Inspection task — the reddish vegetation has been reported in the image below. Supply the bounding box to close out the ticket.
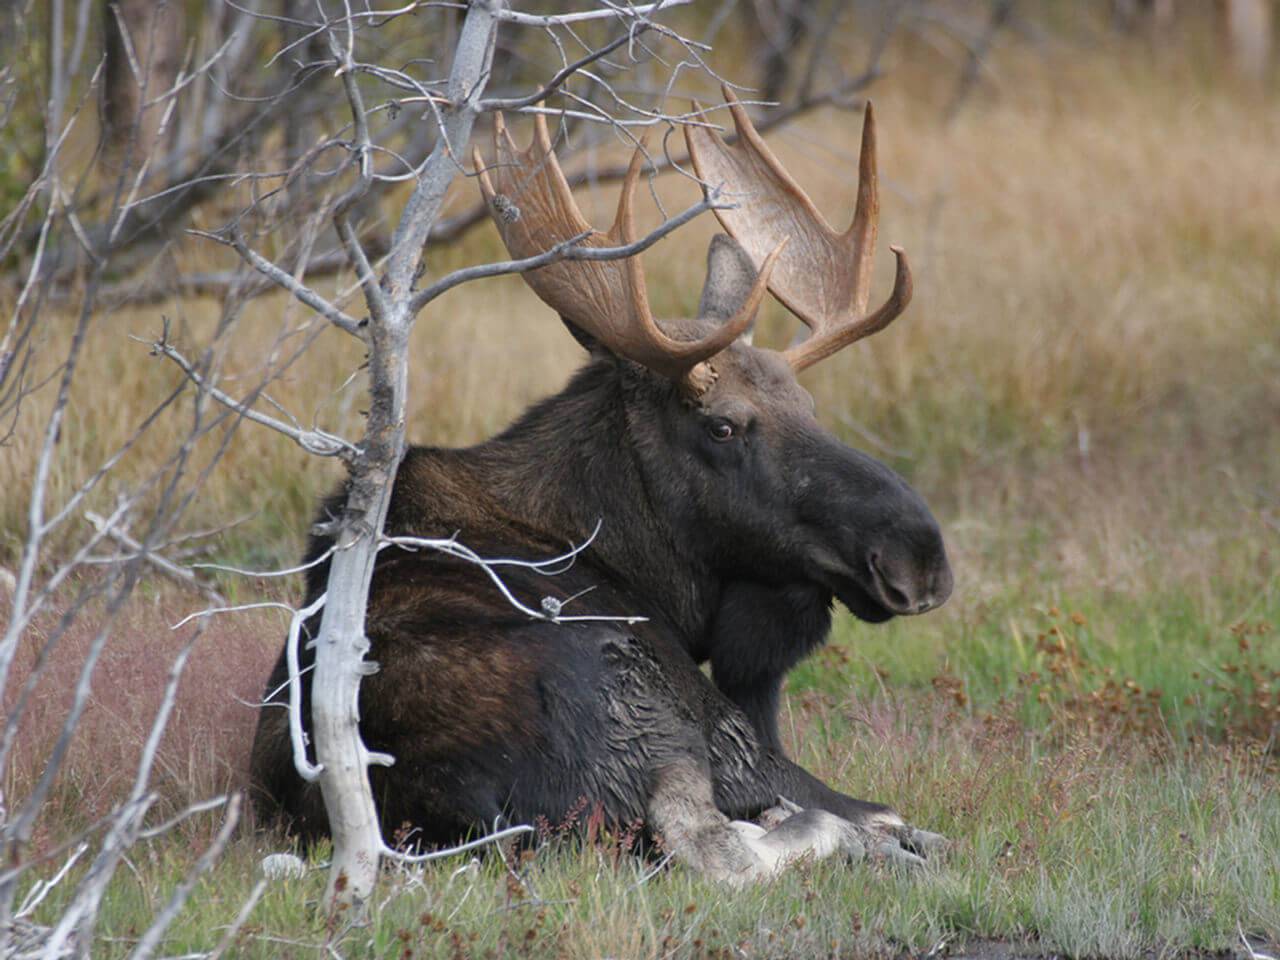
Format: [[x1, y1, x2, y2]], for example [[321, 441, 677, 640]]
[[2, 582, 281, 849], [5, 574, 1273, 869]]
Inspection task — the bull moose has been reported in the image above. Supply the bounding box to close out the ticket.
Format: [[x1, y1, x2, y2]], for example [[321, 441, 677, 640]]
[[250, 90, 954, 882]]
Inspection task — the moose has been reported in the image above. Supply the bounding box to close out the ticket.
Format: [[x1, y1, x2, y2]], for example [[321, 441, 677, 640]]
[[250, 90, 954, 882]]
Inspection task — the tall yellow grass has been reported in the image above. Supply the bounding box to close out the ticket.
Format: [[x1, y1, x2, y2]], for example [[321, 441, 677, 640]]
[[2, 30, 1276, 601]]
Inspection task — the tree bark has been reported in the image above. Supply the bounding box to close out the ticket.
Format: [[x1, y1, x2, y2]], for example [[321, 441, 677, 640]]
[[101, 0, 184, 164], [310, 0, 502, 913], [1219, 0, 1273, 81]]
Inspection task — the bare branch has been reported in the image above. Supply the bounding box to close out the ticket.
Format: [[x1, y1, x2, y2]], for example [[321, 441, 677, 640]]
[[206, 878, 270, 960], [84, 511, 225, 602], [382, 822, 534, 863], [137, 796, 232, 841], [409, 186, 722, 313], [286, 594, 328, 783], [142, 331, 359, 459], [125, 794, 242, 960], [194, 225, 366, 339], [170, 600, 300, 632], [330, 16, 389, 324], [478, 26, 642, 112], [383, 530, 647, 626], [495, 0, 693, 27], [192, 544, 337, 580], [14, 843, 88, 921], [382, 1, 499, 303]]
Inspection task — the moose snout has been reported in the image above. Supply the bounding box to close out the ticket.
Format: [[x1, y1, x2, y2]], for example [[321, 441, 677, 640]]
[[796, 436, 953, 618], [866, 526, 953, 616]]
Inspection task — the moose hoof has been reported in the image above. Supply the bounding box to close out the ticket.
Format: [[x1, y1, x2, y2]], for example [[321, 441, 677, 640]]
[[901, 826, 950, 857], [844, 817, 949, 869], [868, 838, 927, 868], [757, 796, 804, 830], [865, 822, 949, 868]]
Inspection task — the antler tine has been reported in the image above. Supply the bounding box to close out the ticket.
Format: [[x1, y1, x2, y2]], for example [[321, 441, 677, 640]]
[[847, 101, 879, 320], [475, 112, 778, 395], [783, 245, 911, 371], [684, 85, 913, 373]]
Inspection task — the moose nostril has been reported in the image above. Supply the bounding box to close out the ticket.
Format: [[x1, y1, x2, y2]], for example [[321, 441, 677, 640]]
[[884, 583, 911, 610], [870, 555, 912, 611]]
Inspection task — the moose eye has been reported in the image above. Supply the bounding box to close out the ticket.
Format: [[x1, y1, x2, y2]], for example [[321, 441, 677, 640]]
[[707, 420, 735, 443]]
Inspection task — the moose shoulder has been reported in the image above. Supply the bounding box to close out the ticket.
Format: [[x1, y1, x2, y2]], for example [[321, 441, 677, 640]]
[[250, 89, 953, 882]]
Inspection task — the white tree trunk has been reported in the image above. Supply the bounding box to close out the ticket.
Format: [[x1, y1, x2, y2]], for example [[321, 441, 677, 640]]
[[1221, 0, 1274, 81], [311, 0, 502, 912]]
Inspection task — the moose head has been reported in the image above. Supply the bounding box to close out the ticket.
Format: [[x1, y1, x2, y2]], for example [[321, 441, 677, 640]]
[[474, 88, 952, 625]]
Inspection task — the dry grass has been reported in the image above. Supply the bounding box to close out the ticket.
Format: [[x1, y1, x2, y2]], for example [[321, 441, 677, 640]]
[[3, 18, 1279, 958], [0, 588, 283, 848], [18, 683, 1280, 958], [4, 29, 1277, 585]]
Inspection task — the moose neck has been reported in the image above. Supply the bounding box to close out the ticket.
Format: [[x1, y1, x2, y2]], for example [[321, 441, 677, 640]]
[[470, 360, 717, 639]]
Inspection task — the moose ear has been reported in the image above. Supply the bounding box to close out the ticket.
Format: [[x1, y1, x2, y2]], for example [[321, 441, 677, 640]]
[[697, 234, 762, 344], [559, 315, 607, 355]]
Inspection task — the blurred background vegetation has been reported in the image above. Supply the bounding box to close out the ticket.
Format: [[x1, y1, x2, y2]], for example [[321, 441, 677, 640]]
[[1, 2, 1277, 954], [4, 0, 1275, 684]]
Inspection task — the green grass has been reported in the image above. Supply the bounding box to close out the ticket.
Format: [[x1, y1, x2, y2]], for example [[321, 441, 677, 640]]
[[15, 564, 1279, 958], [21, 690, 1279, 959], [807, 580, 1280, 741]]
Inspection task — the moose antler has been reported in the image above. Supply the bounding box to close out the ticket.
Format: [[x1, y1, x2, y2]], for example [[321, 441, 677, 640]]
[[474, 113, 780, 395], [684, 86, 913, 372]]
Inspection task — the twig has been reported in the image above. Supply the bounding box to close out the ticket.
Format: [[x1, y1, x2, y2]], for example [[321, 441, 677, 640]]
[[136, 796, 231, 841], [495, 0, 693, 27], [409, 184, 721, 312], [330, 19, 389, 324], [125, 794, 242, 960], [478, 27, 643, 112], [383, 531, 647, 626], [14, 843, 88, 920], [381, 823, 535, 863], [1239, 923, 1279, 960], [84, 511, 225, 602], [286, 594, 328, 782], [202, 225, 365, 340], [169, 600, 298, 631], [206, 878, 269, 960], [192, 544, 337, 579], [141, 331, 359, 460]]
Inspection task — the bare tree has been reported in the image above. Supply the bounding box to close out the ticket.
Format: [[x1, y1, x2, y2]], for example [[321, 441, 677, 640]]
[[187, 0, 779, 913], [101, 0, 185, 163], [22, 0, 954, 312], [1219, 0, 1274, 81]]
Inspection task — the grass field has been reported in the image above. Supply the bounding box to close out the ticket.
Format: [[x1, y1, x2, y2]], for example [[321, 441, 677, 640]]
[[4, 12, 1280, 959]]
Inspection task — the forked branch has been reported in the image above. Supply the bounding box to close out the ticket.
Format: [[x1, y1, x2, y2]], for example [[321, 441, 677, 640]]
[[196, 226, 365, 340], [409, 184, 725, 314], [141, 330, 359, 460]]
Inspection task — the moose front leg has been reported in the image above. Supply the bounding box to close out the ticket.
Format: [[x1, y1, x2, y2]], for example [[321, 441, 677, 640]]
[[709, 716, 948, 861], [706, 582, 946, 858]]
